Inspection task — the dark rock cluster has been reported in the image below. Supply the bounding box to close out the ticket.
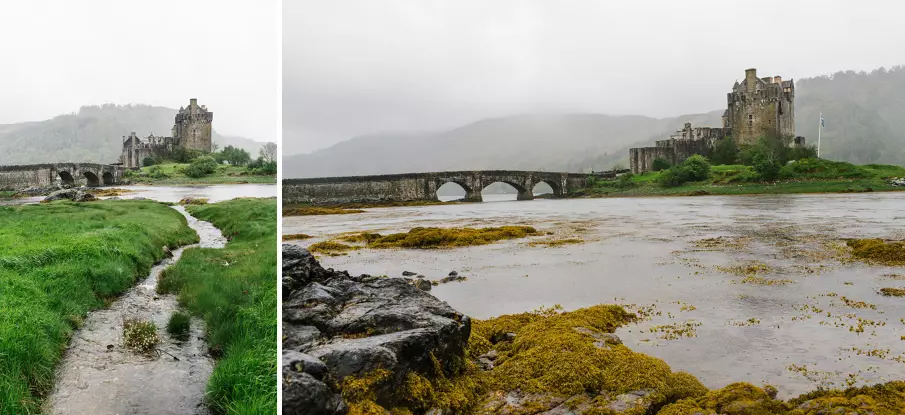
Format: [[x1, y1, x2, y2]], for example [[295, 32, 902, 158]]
[[281, 244, 471, 415], [43, 188, 97, 202]]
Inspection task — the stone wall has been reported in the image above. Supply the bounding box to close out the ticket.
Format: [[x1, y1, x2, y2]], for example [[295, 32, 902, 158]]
[[0, 163, 125, 190], [173, 98, 213, 152], [283, 170, 587, 204], [629, 147, 675, 174]]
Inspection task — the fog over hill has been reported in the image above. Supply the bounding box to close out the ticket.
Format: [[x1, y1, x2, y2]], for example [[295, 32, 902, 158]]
[[285, 66, 905, 178], [0, 104, 271, 165]]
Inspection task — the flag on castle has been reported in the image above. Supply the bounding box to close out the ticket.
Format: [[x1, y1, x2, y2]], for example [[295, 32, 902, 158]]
[[820, 114, 825, 127]]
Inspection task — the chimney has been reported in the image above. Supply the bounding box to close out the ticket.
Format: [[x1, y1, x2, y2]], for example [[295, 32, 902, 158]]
[[745, 68, 757, 93], [774, 76, 782, 84], [190, 98, 197, 106]]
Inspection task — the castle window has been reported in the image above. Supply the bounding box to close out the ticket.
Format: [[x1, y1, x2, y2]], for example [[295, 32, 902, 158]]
[[748, 115, 753, 120]]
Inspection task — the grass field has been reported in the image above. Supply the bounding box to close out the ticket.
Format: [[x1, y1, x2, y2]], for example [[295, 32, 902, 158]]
[[0, 200, 198, 414], [158, 198, 277, 414], [578, 161, 905, 198], [127, 162, 276, 185]]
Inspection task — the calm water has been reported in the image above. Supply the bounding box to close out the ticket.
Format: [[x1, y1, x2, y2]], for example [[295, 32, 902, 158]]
[[284, 192, 905, 398]]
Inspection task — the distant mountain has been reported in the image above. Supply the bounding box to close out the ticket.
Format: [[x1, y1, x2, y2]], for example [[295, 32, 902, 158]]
[[285, 112, 723, 178], [0, 104, 268, 165], [285, 65, 905, 178]]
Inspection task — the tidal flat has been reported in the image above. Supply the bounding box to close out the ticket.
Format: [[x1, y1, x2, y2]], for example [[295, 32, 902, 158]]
[[284, 192, 905, 399]]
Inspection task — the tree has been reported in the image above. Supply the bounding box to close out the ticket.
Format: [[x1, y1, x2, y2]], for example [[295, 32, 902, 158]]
[[218, 145, 251, 166], [711, 137, 739, 165], [259, 142, 277, 162], [682, 154, 711, 181], [651, 158, 671, 172]]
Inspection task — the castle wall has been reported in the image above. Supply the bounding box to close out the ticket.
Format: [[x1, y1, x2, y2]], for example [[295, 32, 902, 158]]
[[726, 69, 794, 145], [629, 147, 675, 174]]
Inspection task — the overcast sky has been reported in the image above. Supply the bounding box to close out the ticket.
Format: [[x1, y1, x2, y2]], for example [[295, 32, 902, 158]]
[[0, 0, 278, 142], [285, 0, 905, 155]]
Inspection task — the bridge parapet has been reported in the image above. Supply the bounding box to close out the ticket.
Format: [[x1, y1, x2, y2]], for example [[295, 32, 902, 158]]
[[282, 170, 588, 205], [0, 163, 126, 190]]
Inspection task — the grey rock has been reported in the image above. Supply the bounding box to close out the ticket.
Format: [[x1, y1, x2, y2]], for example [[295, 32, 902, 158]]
[[477, 357, 494, 370], [281, 244, 471, 413], [448, 270, 458, 276], [282, 369, 347, 415], [43, 188, 79, 202], [414, 279, 432, 291], [402, 270, 417, 276], [607, 390, 652, 413], [415, 274, 426, 279]]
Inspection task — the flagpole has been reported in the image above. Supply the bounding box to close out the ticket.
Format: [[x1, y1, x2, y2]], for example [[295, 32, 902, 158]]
[[817, 112, 822, 158]]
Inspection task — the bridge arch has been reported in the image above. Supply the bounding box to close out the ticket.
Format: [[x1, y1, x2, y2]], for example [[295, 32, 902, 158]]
[[436, 181, 468, 201], [83, 171, 100, 187], [102, 172, 114, 185], [58, 171, 75, 186], [481, 181, 525, 202], [532, 179, 561, 197]]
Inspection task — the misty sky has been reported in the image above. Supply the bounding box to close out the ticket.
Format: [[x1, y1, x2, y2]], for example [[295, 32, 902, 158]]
[[0, 0, 278, 142], [285, 0, 905, 155]]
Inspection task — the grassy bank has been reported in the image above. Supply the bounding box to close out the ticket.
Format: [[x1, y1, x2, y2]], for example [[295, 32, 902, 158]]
[[0, 200, 198, 414], [158, 198, 277, 414], [127, 162, 276, 185], [577, 161, 905, 198]]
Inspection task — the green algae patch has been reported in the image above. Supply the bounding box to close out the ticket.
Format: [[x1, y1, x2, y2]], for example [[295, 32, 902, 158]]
[[283, 206, 366, 216], [282, 233, 313, 241], [364, 226, 539, 249], [308, 241, 360, 255], [879, 287, 905, 297], [846, 238, 905, 265]]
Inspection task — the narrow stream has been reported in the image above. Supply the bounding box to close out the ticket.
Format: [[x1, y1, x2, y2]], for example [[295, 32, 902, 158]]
[[47, 206, 227, 415]]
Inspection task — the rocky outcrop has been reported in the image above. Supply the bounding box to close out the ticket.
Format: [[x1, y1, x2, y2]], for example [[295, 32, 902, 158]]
[[43, 188, 97, 202], [281, 244, 471, 415]]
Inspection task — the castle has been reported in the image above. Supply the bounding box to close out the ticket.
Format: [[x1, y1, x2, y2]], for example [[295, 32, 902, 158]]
[[629, 68, 803, 173], [119, 98, 213, 168]]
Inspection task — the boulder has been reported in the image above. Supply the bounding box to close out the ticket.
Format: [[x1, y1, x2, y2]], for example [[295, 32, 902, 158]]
[[415, 279, 432, 291], [440, 275, 467, 283], [281, 244, 471, 412], [43, 189, 96, 203], [402, 270, 417, 276]]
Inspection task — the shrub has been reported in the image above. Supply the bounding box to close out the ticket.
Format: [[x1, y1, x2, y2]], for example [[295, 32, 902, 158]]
[[142, 156, 157, 167], [184, 155, 219, 178], [123, 318, 159, 354], [614, 172, 636, 189], [658, 166, 690, 187], [652, 158, 672, 172], [682, 155, 711, 181], [147, 165, 168, 179], [752, 152, 782, 181], [167, 311, 191, 341]]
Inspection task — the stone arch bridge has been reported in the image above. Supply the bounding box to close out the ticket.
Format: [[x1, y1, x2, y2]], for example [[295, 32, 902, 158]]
[[0, 163, 127, 190], [283, 170, 589, 204]]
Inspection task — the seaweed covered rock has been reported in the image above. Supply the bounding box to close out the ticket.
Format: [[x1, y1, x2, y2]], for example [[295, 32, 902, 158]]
[[281, 244, 472, 414]]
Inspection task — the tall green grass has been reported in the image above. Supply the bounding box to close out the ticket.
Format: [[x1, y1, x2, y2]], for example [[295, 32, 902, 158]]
[[158, 198, 277, 414], [0, 200, 198, 414]]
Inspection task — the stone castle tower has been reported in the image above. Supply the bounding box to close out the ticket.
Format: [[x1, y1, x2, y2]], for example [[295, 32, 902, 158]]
[[629, 68, 802, 173], [172, 98, 214, 151], [119, 98, 214, 168], [723, 68, 795, 145]]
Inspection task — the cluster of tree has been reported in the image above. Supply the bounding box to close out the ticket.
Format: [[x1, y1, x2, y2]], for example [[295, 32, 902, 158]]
[[650, 135, 820, 187]]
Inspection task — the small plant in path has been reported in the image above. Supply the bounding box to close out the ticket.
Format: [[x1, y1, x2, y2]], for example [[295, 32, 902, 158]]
[[167, 311, 192, 341], [123, 318, 159, 354]]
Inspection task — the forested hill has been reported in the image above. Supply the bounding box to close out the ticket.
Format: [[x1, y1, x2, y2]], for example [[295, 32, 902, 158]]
[[285, 65, 905, 178], [0, 104, 267, 165], [794, 66, 905, 165]]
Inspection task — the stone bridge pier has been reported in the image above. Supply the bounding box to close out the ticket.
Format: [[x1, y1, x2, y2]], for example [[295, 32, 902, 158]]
[[0, 163, 127, 190], [283, 170, 589, 205]]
